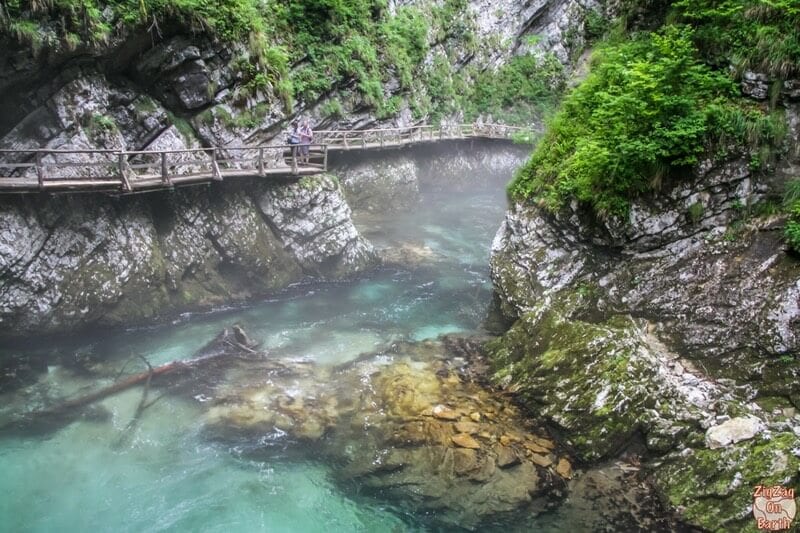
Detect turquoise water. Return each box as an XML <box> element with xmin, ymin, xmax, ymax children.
<box><xmin>0</xmin><ymin>186</ymin><xmax>508</xmax><ymax>532</ymax></box>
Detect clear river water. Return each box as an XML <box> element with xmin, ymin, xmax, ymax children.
<box><xmin>0</xmin><ymin>180</ymin><xmax>515</xmax><ymax>532</ymax></box>
<box><xmin>0</xmin><ymin>171</ymin><xmax>643</xmax><ymax>532</ymax></box>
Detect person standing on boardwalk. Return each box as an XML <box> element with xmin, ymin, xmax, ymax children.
<box><xmin>287</xmin><ymin>121</ymin><xmax>300</xmax><ymax>163</ymax></box>
<box><xmin>299</xmin><ymin>119</ymin><xmax>313</xmax><ymax>164</ymax></box>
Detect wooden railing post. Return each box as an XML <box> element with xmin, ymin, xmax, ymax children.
<box><xmin>258</xmin><ymin>147</ymin><xmax>265</xmax><ymax>176</ymax></box>
<box><xmin>161</xmin><ymin>152</ymin><xmax>169</xmax><ymax>185</ymax></box>
<box><xmin>35</xmin><ymin>151</ymin><xmax>47</xmax><ymax>190</ymax></box>
<box><xmin>380</xmin><ymin>130</ymin><xmax>384</xmax><ymax>148</ymax></box>
<box><xmin>344</xmin><ymin>132</ymin><xmax>348</xmax><ymax>149</ymax></box>
<box><xmin>291</xmin><ymin>148</ymin><xmax>298</xmax><ymax>174</ymax></box>
<box><xmin>210</xmin><ymin>148</ymin><xmax>222</xmax><ymax>181</ymax></box>
<box><xmin>118</xmin><ymin>152</ymin><xmax>132</xmax><ymax>191</ymax></box>
<box><xmin>323</xmin><ymin>145</ymin><xmax>328</xmax><ymax>171</ymax></box>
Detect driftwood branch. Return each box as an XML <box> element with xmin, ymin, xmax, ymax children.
<box><xmin>2</xmin><ymin>326</ymin><xmax>261</xmax><ymax>432</ymax></box>
<box><xmin>115</xmin><ymin>356</ymin><xmax>155</xmax><ymax>447</ymax></box>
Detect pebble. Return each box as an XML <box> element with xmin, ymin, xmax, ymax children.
<box><xmin>432</xmin><ymin>404</ymin><xmax>459</xmax><ymax>420</ymax></box>
<box><xmin>452</xmin><ymin>433</ymin><xmax>481</xmax><ymax>449</ymax></box>
<box><xmin>455</xmin><ymin>421</ymin><xmax>479</xmax><ymax>434</ymax></box>
<box><xmin>529</xmin><ymin>436</ymin><xmax>556</xmax><ymax>450</ymax></box>
<box><xmin>524</xmin><ymin>440</ymin><xmax>551</xmax><ymax>454</ymax></box>
<box><xmin>496</xmin><ymin>446</ymin><xmax>521</xmax><ymax>468</ymax></box>
<box><xmin>555</xmin><ymin>458</ymin><xmax>573</xmax><ymax>479</ymax></box>
<box><xmin>530</xmin><ymin>453</ymin><xmax>553</xmax><ymax>467</ymax></box>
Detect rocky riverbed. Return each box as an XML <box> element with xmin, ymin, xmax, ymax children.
<box><xmin>194</xmin><ymin>329</ymin><xmax>680</xmax><ymax>531</ymax></box>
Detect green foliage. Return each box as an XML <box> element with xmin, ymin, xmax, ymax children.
<box><xmin>422</xmin><ymin>55</ymin><xmax>460</xmax><ymax>123</ymax></box>
<box><xmin>320</xmin><ymin>98</ymin><xmax>344</xmax><ymax>119</ymax></box>
<box><xmin>5</xmin><ymin>19</ymin><xmax>46</xmax><ymax>54</ymax></box>
<box><xmin>687</xmin><ymin>201</ymin><xmax>705</xmax><ymax>223</ymax></box>
<box><xmin>673</xmin><ymin>0</ymin><xmax>800</xmax><ymax>78</ymax></box>
<box><xmin>0</xmin><ymin>0</ymin><xmax>560</xmax><ymax>126</ymax></box>
<box><xmin>377</xmin><ymin>95</ymin><xmax>402</xmax><ymax>120</ymax></box>
<box><xmin>166</xmin><ymin>111</ymin><xmax>196</xmax><ymax>141</ymax></box>
<box><xmin>584</xmin><ymin>9</ymin><xmax>609</xmax><ymax>42</ymax></box>
<box><xmin>83</xmin><ymin>112</ymin><xmax>117</xmax><ymax>142</ymax></box>
<box><xmin>226</xmin><ymin>103</ymin><xmax>270</xmax><ymax>129</ymax></box>
<box><xmin>784</xmin><ymin>179</ymin><xmax>800</xmax><ymax>253</ymax></box>
<box><xmin>510</xmin><ymin>26</ymin><xmax>746</xmax><ymax>217</ymax></box>
<box><xmin>464</xmin><ymin>53</ymin><xmax>565</xmax><ymax>125</ymax></box>
<box><xmin>380</xmin><ymin>7</ymin><xmax>429</xmax><ymax>88</ymax></box>
<box><xmin>431</xmin><ymin>0</ymin><xmax>471</xmax><ymax>41</ymax></box>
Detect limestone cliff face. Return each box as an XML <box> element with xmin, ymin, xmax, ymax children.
<box><xmin>0</xmin><ymin>0</ymin><xmax>607</xmax><ymax>153</ymax></box>
<box><xmin>0</xmin><ymin>0</ymin><xmax>605</xmax><ymax>336</ymax></box>
<box><xmin>0</xmin><ymin>176</ymin><xmax>376</xmax><ymax>338</ymax></box>
<box><xmin>487</xmin><ymin>103</ymin><xmax>800</xmax><ymax>530</ymax></box>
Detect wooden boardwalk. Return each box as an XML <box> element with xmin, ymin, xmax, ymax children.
<box><xmin>0</xmin><ymin>123</ymin><xmax>530</xmax><ymax>194</ymax></box>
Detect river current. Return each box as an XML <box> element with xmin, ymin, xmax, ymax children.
<box><xmin>0</xmin><ymin>164</ymin><xmax>655</xmax><ymax>532</ymax></box>
<box><xmin>0</xmin><ymin>179</ymin><xmax>512</xmax><ymax>531</ymax></box>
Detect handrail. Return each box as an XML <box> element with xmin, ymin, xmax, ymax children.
<box><xmin>0</xmin><ymin>122</ymin><xmax>529</xmax><ymax>194</ymax></box>
<box><xmin>315</xmin><ymin>123</ymin><xmax>530</xmax><ymax>135</ymax></box>
<box><xmin>0</xmin><ymin>148</ymin><xmax>120</xmax><ymax>154</ymax></box>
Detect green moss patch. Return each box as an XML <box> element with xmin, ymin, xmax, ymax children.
<box><xmin>654</xmin><ymin>432</ymin><xmax>800</xmax><ymax>532</ymax></box>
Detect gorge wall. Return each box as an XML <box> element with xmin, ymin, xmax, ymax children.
<box><xmin>0</xmin><ymin>176</ymin><xmax>376</xmax><ymax>337</ymax></box>
<box><xmin>488</xmin><ymin>88</ymin><xmax>800</xmax><ymax>533</ymax></box>
<box><xmin>0</xmin><ymin>0</ymin><xmax>605</xmax><ymax>338</ymax></box>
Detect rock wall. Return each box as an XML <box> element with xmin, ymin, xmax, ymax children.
<box><xmin>0</xmin><ymin>0</ymin><xmax>603</xmax><ymax>337</ymax></box>
<box><xmin>0</xmin><ymin>175</ymin><xmax>376</xmax><ymax>338</ymax></box>
<box><xmin>487</xmin><ymin>104</ymin><xmax>800</xmax><ymax>529</ymax></box>
<box><xmin>0</xmin><ymin>0</ymin><xmax>612</xmax><ymax>155</ymax></box>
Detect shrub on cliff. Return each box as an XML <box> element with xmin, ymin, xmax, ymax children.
<box><xmin>784</xmin><ymin>180</ymin><xmax>800</xmax><ymax>253</ymax></box>
<box><xmin>509</xmin><ymin>26</ymin><xmax>742</xmax><ymax>217</ymax></box>
<box><xmin>509</xmin><ymin>0</ymin><xmax>796</xmax><ymax>219</ymax></box>
<box><xmin>674</xmin><ymin>0</ymin><xmax>800</xmax><ymax>78</ymax></box>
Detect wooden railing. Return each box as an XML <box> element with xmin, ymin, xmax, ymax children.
<box><xmin>0</xmin><ymin>144</ymin><xmax>327</xmax><ymax>193</ymax></box>
<box><xmin>0</xmin><ymin>122</ymin><xmax>531</xmax><ymax>194</ymax></box>
<box><xmin>315</xmin><ymin>123</ymin><xmax>530</xmax><ymax>150</ymax></box>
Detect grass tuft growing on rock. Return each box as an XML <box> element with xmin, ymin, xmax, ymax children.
<box><xmin>783</xmin><ymin>179</ymin><xmax>800</xmax><ymax>253</ymax></box>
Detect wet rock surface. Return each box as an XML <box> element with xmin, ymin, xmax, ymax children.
<box><xmin>0</xmin><ymin>176</ymin><xmax>375</xmax><ymax>337</ymax></box>
<box><xmin>336</xmin><ymin>157</ymin><xmax>421</xmax><ymax>212</ymax></box>
<box><xmin>331</xmin><ymin>140</ymin><xmax>529</xmax><ymax>214</ymax></box>
<box><xmin>257</xmin><ymin>175</ymin><xmax>377</xmax><ymax>277</ymax></box>
<box><xmin>489</xmin><ymin>143</ymin><xmax>800</xmax><ymax>530</ymax></box>
<box><xmin>491</xmin><ymin>199</ymin><xmax>799</xmax><ymax>400</ymax></box>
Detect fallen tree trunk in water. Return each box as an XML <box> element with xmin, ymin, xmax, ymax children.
<box><xmin>2</xmin><ymin>326</ymin><xmax>260</xmax><ymax>431</ymax></box>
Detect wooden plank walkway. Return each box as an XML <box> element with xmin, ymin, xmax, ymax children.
<box><xmin>0</xmin><ymin>123</ymin><xmax>530</xmax><ymax>194</ymax></box>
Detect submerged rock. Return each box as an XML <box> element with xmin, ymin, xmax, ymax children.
<box><xmin>377</xmin><ymin>241</ymin><xmax>443</xmax><ymax>269</ymax></box>
<box><xmin>203</xmin><ymin>337</ymin><xmax>570</xmax><ymax>529</ymax></box>
<box><xmin>432</xmin><ymin>404</ymin><xmax>460</xmax><ymax>420</ymax></box>
<box><xmin>452</xmin><ymin>433</ymin><xmax>481</xmax><ymax>449</ymax></box>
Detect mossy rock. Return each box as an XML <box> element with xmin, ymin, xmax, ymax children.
<box><xmin>486</xmin><ymin>295</ymin><xmax>712</xmax><ymax>461</ymax></box>
<box><xmin>653</xmin><ymin>433</ymin><xmax>800</xmax><ymax>532</ymax></box>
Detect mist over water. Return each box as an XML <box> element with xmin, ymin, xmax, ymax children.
<box><xmin>0</xmin><ymin>178</ymin><xmax>509</xmax><ymax>532</ymax></box>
